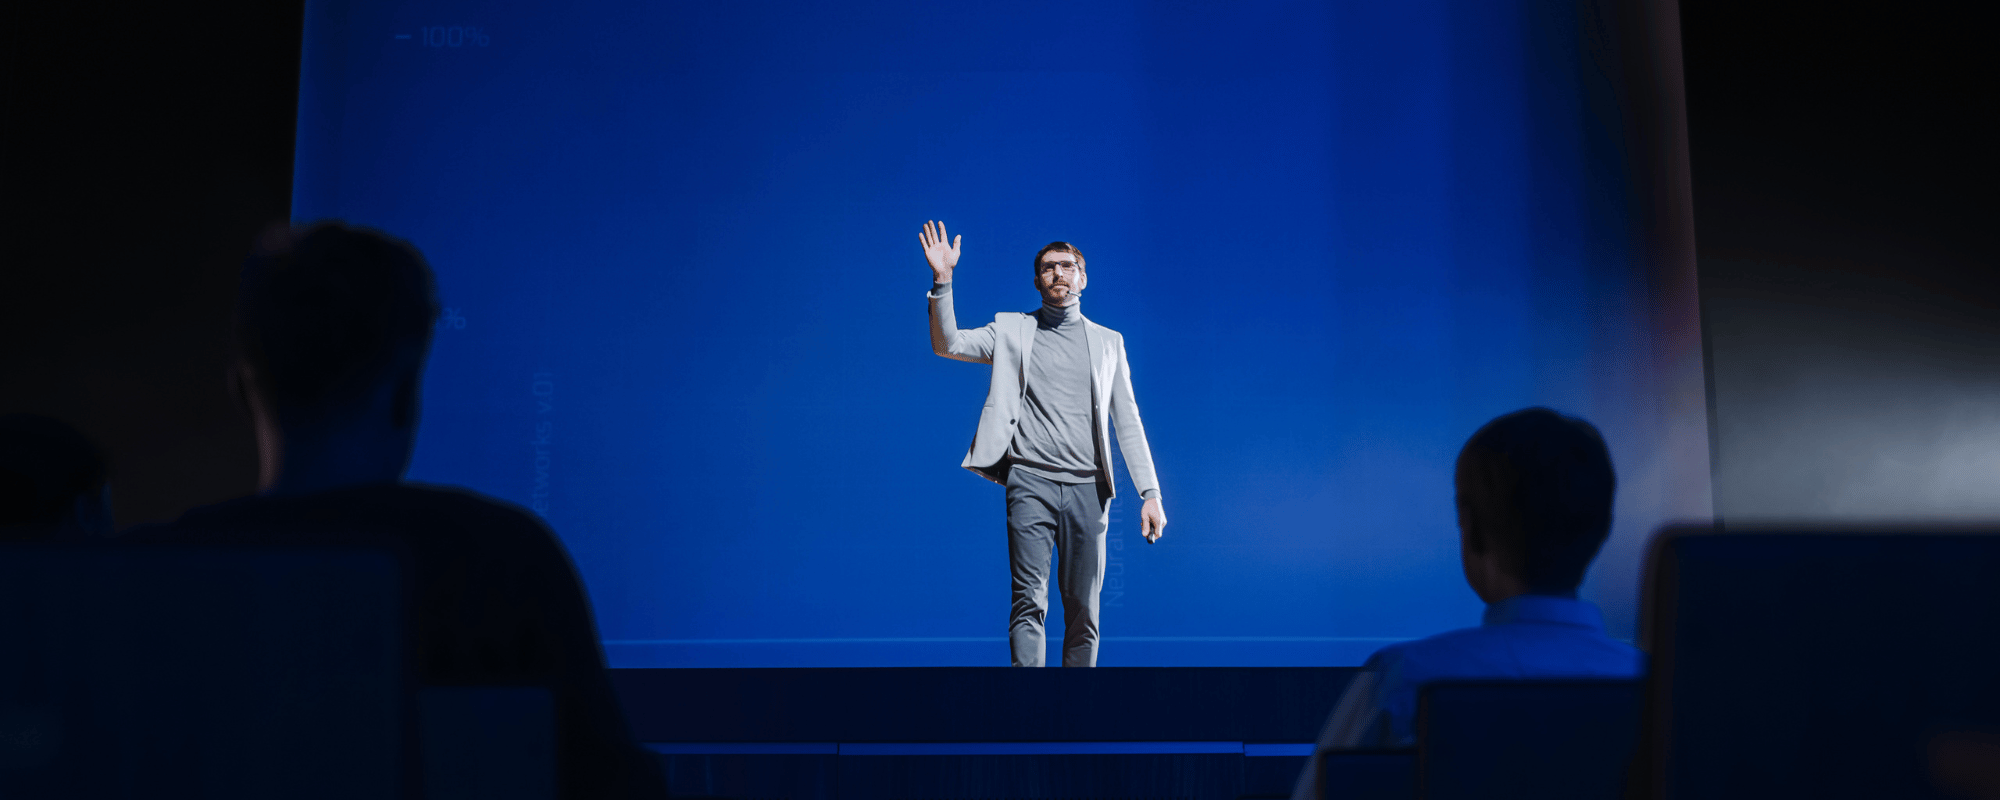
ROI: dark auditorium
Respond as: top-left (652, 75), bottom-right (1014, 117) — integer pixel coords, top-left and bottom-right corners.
top-left (4, 1), bottom-right (1995, 799)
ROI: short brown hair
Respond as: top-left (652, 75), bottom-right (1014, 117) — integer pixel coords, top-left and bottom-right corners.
top-left (1032, 242), bottom-right (1085, 275)
top-left (233, 222), bottom-right (441, 424)
top-left (1454, 407), bottom-right (1617, 594)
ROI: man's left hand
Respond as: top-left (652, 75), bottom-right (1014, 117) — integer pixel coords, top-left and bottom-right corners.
top-left (1140, 497), bottom-right (1167, 543)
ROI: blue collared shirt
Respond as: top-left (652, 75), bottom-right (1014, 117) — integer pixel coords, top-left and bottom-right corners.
top-left (1367, 594), bottom-right (1644, 745)
top-left (1292, 595), bottom-right (1644, 799)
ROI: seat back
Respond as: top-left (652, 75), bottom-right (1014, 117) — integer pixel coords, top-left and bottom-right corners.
top-left (0, 543), bottom-right (408, 799)
top-left (419, 686), bottom-right (556, 800)
top-left (1319, 749), bottom-right (1417, 800)
top-left (1416, 679), bottom-right (1642, 800)
top-left (1637, 528), bottom-right (2000, 800)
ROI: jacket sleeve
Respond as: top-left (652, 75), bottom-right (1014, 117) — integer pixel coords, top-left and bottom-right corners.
top-left (1108, 334), bottom-right (1161, 498)
top-left (929, 282), bottom-right (998, 364)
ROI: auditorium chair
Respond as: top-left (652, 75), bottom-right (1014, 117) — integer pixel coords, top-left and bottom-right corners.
top-left (0, 544), bottom-right (408, 799)
top-left (419, 686), bottom-right (555, 800)
top-left (1631, 526), bottom-right (2000, 800)
top-left (1415, 679), bottom-right (1642, 799)
top-left (1316, 748), bottom-right (1417, 800)
top-left (1314, 679), bottom-right (1643, 800)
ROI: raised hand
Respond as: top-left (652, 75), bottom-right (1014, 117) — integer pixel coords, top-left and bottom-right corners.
top-left (920, 220), bottom-right (961, 283)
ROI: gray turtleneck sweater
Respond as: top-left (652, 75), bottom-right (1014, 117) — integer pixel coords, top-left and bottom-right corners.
top-left (1008, 299), bottom-right (1100, 484)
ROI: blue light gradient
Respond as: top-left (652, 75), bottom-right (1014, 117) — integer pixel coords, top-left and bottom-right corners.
top-left (293, 0), bottom-right (1682, 666)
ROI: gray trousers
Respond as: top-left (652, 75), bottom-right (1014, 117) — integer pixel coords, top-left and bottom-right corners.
top-left (1005, 468), bottom-right (1109, 667)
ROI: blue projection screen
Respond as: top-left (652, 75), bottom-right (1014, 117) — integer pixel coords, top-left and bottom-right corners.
top-left (292, 0), bottom-right (1712, 666)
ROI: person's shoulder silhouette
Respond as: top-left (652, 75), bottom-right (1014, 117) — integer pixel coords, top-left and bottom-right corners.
top-left (127, 222), bottom-right (664, 799)
top-left (0, 413), bottom-right (115, 541)
top-left (158, 481), bottom-right (603, 683)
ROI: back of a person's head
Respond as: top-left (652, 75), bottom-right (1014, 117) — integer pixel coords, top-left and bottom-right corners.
top-left (1454, 407), bottom-right (1617, 594)
top-left (0, 413), bottom-right (113, 540)
top-left (235, 222), bottom-right (440, 426)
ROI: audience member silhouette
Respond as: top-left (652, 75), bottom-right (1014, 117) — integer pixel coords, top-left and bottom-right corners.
top-left (126, 222), bottom-right (666, 799)
top-left (1294, 407), bottom-right (1642, 799)
top-left (0, 413), bottom-right (114, 541)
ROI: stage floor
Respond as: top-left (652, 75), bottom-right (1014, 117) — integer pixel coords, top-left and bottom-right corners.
top-left (614, 666), bottom-right (1357, 799)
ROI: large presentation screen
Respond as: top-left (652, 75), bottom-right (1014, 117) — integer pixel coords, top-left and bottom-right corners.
top-left (292, 0), bottom-right (1710, 666)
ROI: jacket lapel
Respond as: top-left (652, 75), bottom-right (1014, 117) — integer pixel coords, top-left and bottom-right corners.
top-left (1081, 317), bottom-right (1109, 478)
top-left (1016, 313), bottom-right (1037, 387)
top-left (1081, 317), bottom-right (1104, 396)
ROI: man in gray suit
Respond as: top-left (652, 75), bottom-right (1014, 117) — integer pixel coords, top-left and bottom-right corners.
top-left (921, 220), bottom-right (1168, 668)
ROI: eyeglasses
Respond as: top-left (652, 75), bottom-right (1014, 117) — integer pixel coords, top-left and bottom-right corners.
top-left (1038, 261), bottom-right (1081, 276)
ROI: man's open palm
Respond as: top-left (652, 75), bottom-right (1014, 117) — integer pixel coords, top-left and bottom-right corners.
top-left (920, 220), bottom-right (960, 282)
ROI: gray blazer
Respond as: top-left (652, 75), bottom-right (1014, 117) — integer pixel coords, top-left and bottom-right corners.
top-left (928, 284), bottom-right (1161, 500)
